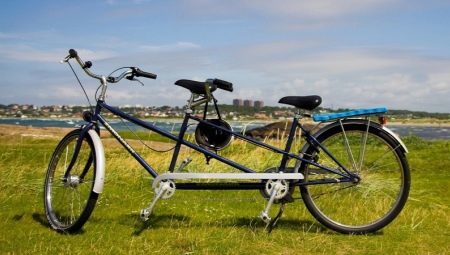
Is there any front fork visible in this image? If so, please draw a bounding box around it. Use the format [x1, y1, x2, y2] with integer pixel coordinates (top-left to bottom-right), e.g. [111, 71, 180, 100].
[63, 122, 97, 183]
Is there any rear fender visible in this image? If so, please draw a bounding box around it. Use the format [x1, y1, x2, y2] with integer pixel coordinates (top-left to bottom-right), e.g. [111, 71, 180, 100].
[381, 126, 408, 153]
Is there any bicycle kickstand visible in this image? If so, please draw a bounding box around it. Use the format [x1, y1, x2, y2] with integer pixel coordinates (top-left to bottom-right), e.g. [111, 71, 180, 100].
[267, 203, 286, 233]
[140, 180, 176, 221]
[259, 180, 287, 232]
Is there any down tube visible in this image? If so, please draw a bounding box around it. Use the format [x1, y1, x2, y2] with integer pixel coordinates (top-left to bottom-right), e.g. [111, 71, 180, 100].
[96, 114, 159, 178]
[100, 102, 179, 141]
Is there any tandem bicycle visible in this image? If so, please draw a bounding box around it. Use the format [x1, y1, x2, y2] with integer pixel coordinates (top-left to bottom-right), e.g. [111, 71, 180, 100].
[44, 49, 410, 234]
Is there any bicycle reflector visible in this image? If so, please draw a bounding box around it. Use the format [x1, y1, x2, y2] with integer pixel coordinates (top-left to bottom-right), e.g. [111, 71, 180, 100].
[195, 119, 233, 151]
[378, 116, 387, 125]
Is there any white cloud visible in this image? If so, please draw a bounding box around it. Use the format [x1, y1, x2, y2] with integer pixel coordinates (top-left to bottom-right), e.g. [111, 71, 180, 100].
[104, 0, 151, 5]
[36, 83, 150, 105]
[271, 72, 450, 112]
[37, 86, 96, 103]
[427, 73, 450, 92]
[0, 45, 65, 62]
[0, 31, 53, 40]
[243, 0, 399, 19]
[295, 50, 405, 74]
[0, 45, 116, 63]
[232, 46, 408, 76]
[210, 41, 450, 112]
[138, 42, 201, 52]
[106, 89, 147, 101]
[181, 0, 400, 21]
[0, 32, 20, 39]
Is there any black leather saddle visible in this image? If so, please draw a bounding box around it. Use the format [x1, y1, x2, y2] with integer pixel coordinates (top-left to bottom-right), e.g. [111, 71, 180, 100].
[175, 79, 233, 95]
[175, 79, 216, 95]
[278, 96, 322, 111]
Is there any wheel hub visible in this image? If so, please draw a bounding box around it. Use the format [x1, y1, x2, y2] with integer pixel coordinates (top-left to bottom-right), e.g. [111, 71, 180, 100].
[64, 175, 80, 188]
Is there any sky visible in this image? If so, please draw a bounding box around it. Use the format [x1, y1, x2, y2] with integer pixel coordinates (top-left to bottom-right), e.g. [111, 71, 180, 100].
[1, 0, 450, 112]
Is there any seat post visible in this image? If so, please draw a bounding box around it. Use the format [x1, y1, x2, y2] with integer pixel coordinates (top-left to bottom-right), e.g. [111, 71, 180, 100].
[278, 112, 301, 171]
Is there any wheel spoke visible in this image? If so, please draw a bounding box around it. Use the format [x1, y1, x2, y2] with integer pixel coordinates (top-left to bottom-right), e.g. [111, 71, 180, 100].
[44, 130, 98, 232]
[365, 144, 402, 172]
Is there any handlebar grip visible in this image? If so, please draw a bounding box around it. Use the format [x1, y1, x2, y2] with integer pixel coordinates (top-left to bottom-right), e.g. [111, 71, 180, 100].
[134, 68, 157, 79]
[213, 79, 233, 92]
[69, 49, 78, 58]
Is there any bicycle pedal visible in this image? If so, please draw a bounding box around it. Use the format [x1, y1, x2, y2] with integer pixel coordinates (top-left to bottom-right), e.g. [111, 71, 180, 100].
[260, 211, 271, 224]
[175, 157, 192, 172]
[140, 209, 150, 221]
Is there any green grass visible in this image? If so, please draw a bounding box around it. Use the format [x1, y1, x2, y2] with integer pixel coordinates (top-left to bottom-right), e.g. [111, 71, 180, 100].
[0, 132, 449, 254]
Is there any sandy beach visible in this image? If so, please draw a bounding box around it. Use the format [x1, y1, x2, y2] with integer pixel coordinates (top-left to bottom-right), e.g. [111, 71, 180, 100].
[0, 124, 77, 138]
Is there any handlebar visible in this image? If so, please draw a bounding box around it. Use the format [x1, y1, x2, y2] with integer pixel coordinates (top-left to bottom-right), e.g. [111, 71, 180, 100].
[133, 67, 157, 79]
[212, 78, 233, 92]
[205, 78, 233, 92]
[63, 49, 157, 84]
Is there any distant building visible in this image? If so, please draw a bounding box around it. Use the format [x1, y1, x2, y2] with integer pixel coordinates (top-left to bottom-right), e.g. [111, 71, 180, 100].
[254, 100, 264, 108]
[244, 99, 253, 107]
[233, 99, 243, 107]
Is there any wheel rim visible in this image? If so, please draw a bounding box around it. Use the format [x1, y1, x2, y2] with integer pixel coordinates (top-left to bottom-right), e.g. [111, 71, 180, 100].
[45, 134, 95, 229]
[303, 128, 406, 229]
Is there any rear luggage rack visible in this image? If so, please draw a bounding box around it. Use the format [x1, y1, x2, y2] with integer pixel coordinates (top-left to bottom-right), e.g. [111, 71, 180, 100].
[313, 107, 387, 122]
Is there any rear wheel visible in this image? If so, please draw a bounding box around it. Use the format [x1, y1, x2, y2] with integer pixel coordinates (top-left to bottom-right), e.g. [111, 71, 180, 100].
[300, 121, 410, 234]
[44, 129, 99, 232]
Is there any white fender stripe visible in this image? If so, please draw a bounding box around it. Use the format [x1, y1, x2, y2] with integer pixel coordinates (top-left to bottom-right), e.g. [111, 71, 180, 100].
[153, 172, 304, 189]
[88, 129, 105, 193]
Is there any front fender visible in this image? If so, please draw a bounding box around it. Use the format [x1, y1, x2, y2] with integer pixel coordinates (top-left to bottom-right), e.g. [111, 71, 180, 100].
[87, 129, 105, 193]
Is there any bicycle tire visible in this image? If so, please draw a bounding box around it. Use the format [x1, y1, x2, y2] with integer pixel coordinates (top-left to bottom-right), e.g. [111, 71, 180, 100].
[44, 129, 99, 232]
[299, 120, 410, 234]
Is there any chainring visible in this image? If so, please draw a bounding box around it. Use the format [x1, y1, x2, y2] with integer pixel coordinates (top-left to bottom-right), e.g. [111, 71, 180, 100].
[259, 167, 296, 203]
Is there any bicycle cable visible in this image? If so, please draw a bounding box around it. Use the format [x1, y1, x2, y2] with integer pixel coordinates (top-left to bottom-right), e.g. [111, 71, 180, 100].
[67, 61, 93, 112]
[94, 84, 102, 101]
[118, 116, 177, 153]
[108, 66, 132, 77]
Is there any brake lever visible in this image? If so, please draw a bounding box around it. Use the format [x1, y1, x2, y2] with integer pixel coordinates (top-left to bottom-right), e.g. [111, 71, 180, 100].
[60, 54, 71, 64]
[126, 76, 144, 86]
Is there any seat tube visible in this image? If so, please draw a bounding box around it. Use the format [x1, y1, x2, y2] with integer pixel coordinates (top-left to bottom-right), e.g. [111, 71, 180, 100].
[278, 115, 300, 171]
[168, 113, 190, 172]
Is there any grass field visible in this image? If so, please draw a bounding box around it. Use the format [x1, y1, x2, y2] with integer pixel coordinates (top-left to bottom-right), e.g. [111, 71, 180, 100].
[0, 128, 449, 254]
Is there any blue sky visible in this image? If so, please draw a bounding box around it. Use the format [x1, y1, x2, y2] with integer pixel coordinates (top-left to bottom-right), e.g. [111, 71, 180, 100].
[1, 0, 450, 112]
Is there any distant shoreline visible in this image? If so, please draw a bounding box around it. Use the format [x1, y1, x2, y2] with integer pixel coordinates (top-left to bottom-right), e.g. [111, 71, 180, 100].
[388, 121, 450, 127]
[1, 116, 450, 127]
[0, 124, 76, 138]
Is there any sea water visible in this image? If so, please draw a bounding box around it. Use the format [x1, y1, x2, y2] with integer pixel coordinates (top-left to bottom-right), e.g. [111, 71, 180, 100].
[1, 118, 449, 140]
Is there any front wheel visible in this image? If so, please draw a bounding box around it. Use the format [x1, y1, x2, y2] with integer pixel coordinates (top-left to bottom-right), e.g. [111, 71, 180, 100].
[299, 120, 410, 234]
[44, 129, 99, 232]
